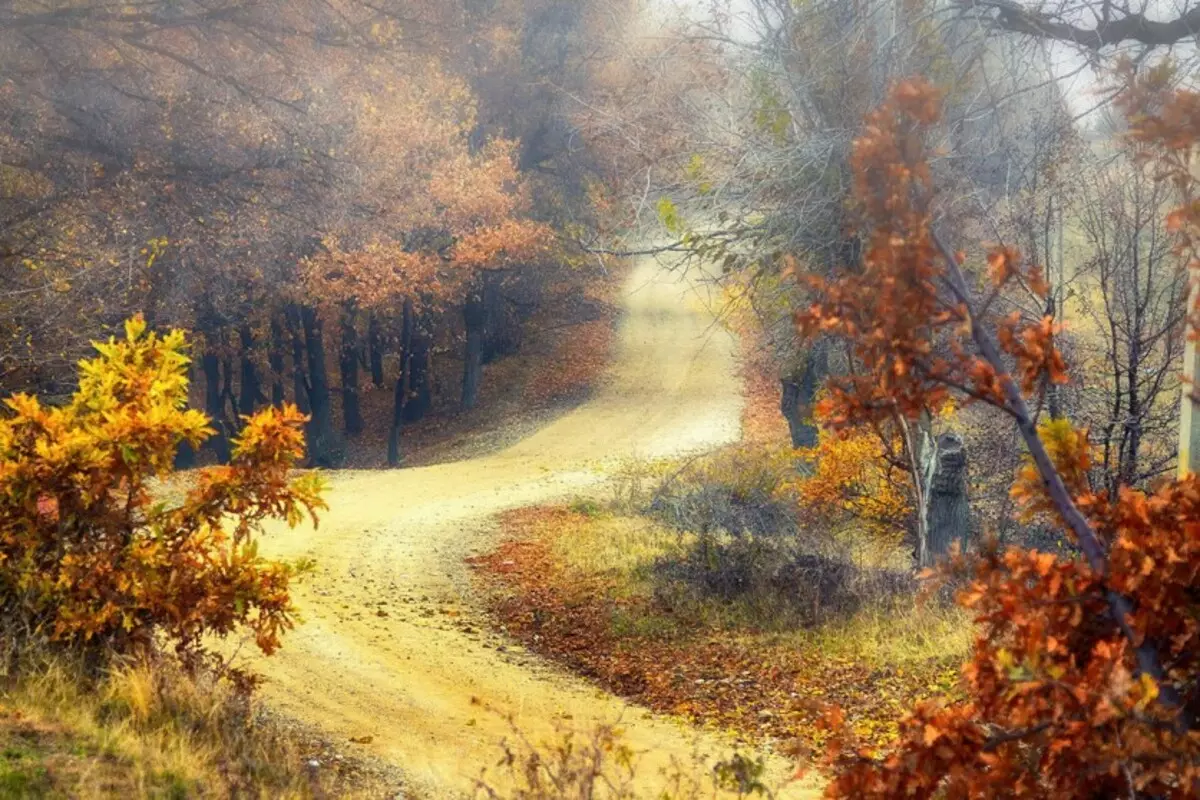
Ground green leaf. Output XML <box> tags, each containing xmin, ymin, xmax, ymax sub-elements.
<box><xmin>656</xmin><ymin>196</ymin><xmax>681</xmax><ymax>236</ymax></box>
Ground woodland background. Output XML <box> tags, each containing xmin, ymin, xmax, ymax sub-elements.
<box><xmin>4</xmin><ymin>0</ymin><xmax>1200</xmax><ymax>797</ymax></box>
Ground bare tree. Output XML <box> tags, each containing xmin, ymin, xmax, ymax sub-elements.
<box><xmin>1076</xmin><ymin>150</ymin><xmax>1188</xmax><ymax>492</ymax></box>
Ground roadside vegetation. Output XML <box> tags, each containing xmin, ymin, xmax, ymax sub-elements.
<box><xmin>1</xmin><ymin>655</ymin><xmax>392</xmax><ymax>799</ymax></box>
<box><xmin>473</xmin><ymin>444</ymin><xmax>970</xmax><ymax>755</ymax></box>
<box><xmin>0</xmin><ymin>320</ymin><xmax>394</xmax><ymax>798</ymax></box>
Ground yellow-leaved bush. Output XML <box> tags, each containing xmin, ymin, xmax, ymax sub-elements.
<box><xmin>792</xmin><ymin>413</ymin><xmax>911</xmax><ymax>537</ymax></box>
<box><xmin>0</xmin><ymin>317</ymin><xmax>326</xmax><ymax>657</ymax></box>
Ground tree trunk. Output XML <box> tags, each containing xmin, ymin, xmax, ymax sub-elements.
<box><xmin>462</xmin><ymin>287</ymin><xmax>486</xmax><ymax>411</ymax></box>
<box><xmin>269</xmin><ymin>316</ymin><xmax>286</xmax><ymax>407</ymax></box>
<box><xmin>221</xmin><ymin>356</ymin><xmax>237</xmax><ymax>427</ymax></box>
<box><xmin>403</xmin><ymin>310</ymin><xmax>432</xmax><ymax>424</ymax></box>
<box><xmin>912</xmin><ymin>411</ymin><xmax>935</xmax><ymax>566</ymax></box>
<box><xmin>368</xmin><ymin>313</ymin><xmax>386</xmax><ymax>388</ymax></box>
<box><xmin>340</xmin><ymin>305</ymin><xmax>364</xmax><ymax>436</ymax></box>
<box><xmin>780</xmin><ymin>379</ymin><xmax>812</xmax><ymax>448</ymax></box>
<box><xmin>921</xmin><ymin>432</ymin><xmax>971</xmax><ymax>567</ymax></box>
<box><xmin>781</xmin><ymin>341</ymin><xmax>827</xmax><ymax>448</ymax></box>
<box><xmin>287</xmin><ymin>305</ymin><xmax>311</xmax><ymax>415</ymax></box>
<box><xmin>1045</xmin><ymin>295</ymin><xmax>1063</xmax><ymax>420</ymax></box>
<box><xmin>388</xmin><ymin>299</ymin><xmax>415</xmax><ymax>466</ymax></box>
<box><xmin>387</xmin><ymin>366</ymin><xmax>407</xmax><ymax>468</ymax></box>
<box><xmin>174</xmin><ymin>439</ymin><xmax>197</xmax><ymax>469</ymax></box>
<box><xmin>201</xmin><ymin>350</ymin><xmax>231</xmax><ymax>463</ymax></box>
<box><xmin>238</xmin><ymin>325</ymin><xmax>265</xmax><ymax>417</ymax></box>
<box><xmin>482</xmin><ymin>271</ymin><xmax>519</xmax><ymax>363</ymax></box>
<box><xmin>302</xmin><ymin>305</ymin><xmax>339</xmax><ymax>466</ymax></box>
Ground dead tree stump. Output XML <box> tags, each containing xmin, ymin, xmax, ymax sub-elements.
<box><xmin>920</xmin><ymin>432</ymin><xmax>971</xmax><ymax>567</ymax></box>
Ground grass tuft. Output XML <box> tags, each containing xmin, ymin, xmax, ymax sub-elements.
<box><xmin>0</xmin><ymin>652</ymin><xmax>393</xmax><ymax>799</ymax></box>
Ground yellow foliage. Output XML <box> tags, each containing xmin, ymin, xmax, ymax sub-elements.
<box><xmin>792</xmin><ymin>421</ymin><xmax>911</xmax><ymax>533</ymax></box>
<box><xmin>1012</xmin><ymin>417</ymin><xmax>1092</xmax><ymax>519</ymax></box>
<box><xmin>0</xmin><ymin>316</ymin><xmax>326</xmax><ymax>656</ymax></box>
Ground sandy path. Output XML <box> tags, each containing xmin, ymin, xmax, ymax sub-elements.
<box><xmin>234</xmin><ymin>259</ymin><xmax>808</xmax><ymax>797</ymax></box>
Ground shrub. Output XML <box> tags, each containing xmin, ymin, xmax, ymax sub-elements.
<box><xmin>0</xmin><ymin>317</ymin><xmax>326</xmax><ymax>659</ymax></box>
<box><xmin>634</xmin><ymin>442</ymin><xmax>917</xmax><ymax>630</ymax></box>
<box><xmin>646</xmin><ymin>445</ymin><xmax>799</xmax><ymax>537</ymax></box>
<box><xmin>651</xmin><ymin>534</ymin><xmax>915</xmax><ymax>630</ymax></box>
<box><xmin>475</xmin><ymin>719</ymin><xmax>775</xmax><ymax>799</ymax></box>
<box><xmin>792</xmin><ymin>414</ymin><xmax>911</xmax><ymax>540</ymax></box>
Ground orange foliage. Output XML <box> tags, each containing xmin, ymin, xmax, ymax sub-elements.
<box><xmin>794</xmin><ymin>415</ymin><xmax>911</xmax><ymax>534</ymax></box>
<box><xmin>299</xmin><ymin>118</ymin><xmax>553</xmax><ymax>312</ymax></box>
<box><xmin>730</xmin><ymin>304</ymin><xmax>793</xmax><ymax>446</ymax></box>
<box><xmin>811</xmin><ymin>77</ymin><xmax>1200</xmax><ymax>798</ymax></box>
<box><xmin>0</xmin><ymin>317</ymin><xmax>325</xmax><ymax>656</ymax></box>
<box><xmin>299</xmin><ymin>239</ymin><xmax>444</xmax><ymax>312</ymax></box>
<box><xmin>796</xmin><ymin>81</ymin><xmax>1064</xmax><ymax>428</ymax></box>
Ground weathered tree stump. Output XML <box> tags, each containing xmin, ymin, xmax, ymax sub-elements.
<box><xmin>921</xmin><ymin>432</ymin><xmax>971</xmax><ymax>567</ymax></box>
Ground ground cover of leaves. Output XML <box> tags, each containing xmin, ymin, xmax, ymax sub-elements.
<box><xmin>469</xmin><ymin>507</ymin><xmax>963</xmax><ymax>758</ymax></box>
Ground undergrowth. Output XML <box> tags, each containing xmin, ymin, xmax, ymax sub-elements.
<box><xmin>474</xmin><ymin>719</ymin><xmax>802</xmax><ymax>799</ymax></box>
<box><xmin>472</xmin><ymin>505</ymin><xmax>967</xmax><ymax>754</ymax></box>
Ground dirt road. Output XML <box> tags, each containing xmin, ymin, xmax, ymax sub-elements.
<box><xmin>236</xmin><ymin>259</ymin><xmax>807</xmax><ymax>797</ymax></box>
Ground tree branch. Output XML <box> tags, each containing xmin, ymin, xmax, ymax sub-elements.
<box><xmin>931</xmin><ymin>228</ymin><xmax>1185</xmax><ymax>724</ymax></box>
<box><xmin>959</xmin><ymin>0</ymin><xmax>1200</xmax><ymax>49</ymax></box>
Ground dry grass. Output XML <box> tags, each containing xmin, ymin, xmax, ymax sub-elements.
<box><xmin>475</xmin><ymin>504</ymin><xmax>967</xmax><ymax>753</ymax></box>
<box><xmin>781</xmin><ymin>601</ymin><xmax>973</xmax><ymax>667</ymax></box>
<box><xmin>0</xmin><ymin>654</ymin><xmax>395</xmax><ymax>799</ymax></box>
<box><xmin>554</xmin><ymin>508</ymin><xmax>680</xmax><ymax>593</ymax></box>
<box><xmin>546</xmin><ymin>503</ymin><xmax>969</xmax><ymax>667</ymax></box>
<box><xmin>473</xmin><ymin>718</ymin><xmax>802</xmax><ymax>800</ymax></box>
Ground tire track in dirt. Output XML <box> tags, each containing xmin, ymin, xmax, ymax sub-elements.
<box><xmin>233</xmin><ymin>258</ymin><xmax>816</xmax><ymax>797</ymax></box>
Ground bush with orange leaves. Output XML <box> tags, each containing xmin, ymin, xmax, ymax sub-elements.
<box><xmin>802</xmin><ymin>76</ymin><xmax>1199</xmax><ymax>798</ymax></box>
<box><xmin>0</xmin><ymin>317</ymin><xmax>326</xmax><ymax>659</ymax></box>
<box><xmin>793</xmin><ymin>410</ymin><xmax>911</xmax><ymax>541</ymax></box>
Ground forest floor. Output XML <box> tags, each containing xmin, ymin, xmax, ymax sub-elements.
<box><xmin>228</xmin><ymin>256</ymin><xmax>827</xmax><ymax>797</ymax></box>
<box><xmin>471</xmin><ymin>507</ymin><xmax>965</xmax><ymax>762</ymax></box>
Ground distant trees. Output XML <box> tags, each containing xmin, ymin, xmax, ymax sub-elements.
<box><xmin>1075</xmin><ymin>153</ymin><xmax>1188</xmax><ymax>493</ymax></box>
<box><xmin>0</xmin><ymin>0</ymin><xmax>621</xmax><ymax>466</ymax></box>
<box><xmin>300</xmin><ymin>141</ymin><xmax>552</xmax><ymax>464</ymax></box>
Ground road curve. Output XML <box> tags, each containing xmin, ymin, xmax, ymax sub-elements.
<box><xmin>235</xmin><ymin>258</ymin><xmax>802</xmax><ymax>797</ymax></box>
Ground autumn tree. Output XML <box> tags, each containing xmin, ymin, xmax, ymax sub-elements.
<box><xmin>301</xmin><ymin>118</ymin><xmax>552</xmax><ymax>464</ymax></box>
<box><xmin>0</xmin><ymin>317</ymin><xmax>325</xmax><ymax>658</ymax></box>
<box><xmin>1</xmin><ymin>0</ymin><xmax>620</xmax><ymax>469</ymax></box>
<box><xmin>804</xmin><ymin>75</ymin><xmax>1199</xmax><ymax>798</ymax></box>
